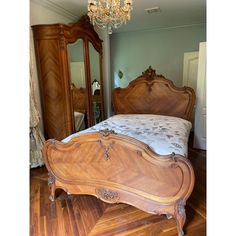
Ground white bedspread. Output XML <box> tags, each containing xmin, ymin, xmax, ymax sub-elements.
<box><xmin>63</xmin><ymin>114</ymin><xmax>192</xmax><ymax>157</ymax></box>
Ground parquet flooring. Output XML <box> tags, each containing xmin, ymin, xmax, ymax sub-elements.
<box><xmin>30</xmin><ymin>141</ymin><xmax>206</xmax><ymax>236</ymax></box>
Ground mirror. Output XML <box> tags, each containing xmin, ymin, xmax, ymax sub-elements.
<box><xmin>89</xmin><ymin>42</ymin><xmax>103</xmax><ymax>125</ymax></box>
<box><xmin>68</xmin><ymin>39</ymin><xmax>87</xmax><ymax>131</ymax></box>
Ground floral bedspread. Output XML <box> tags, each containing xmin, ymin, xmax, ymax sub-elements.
<box><xmin>63</xmin><ymin>114</ymin><xmax>192</xmax><ymax>157</ymax></box>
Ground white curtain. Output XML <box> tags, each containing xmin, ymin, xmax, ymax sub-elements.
<box><xmin>30</xmin><ymin>29</ymin><xmax>45</xmax><ymax>168</ymax></box>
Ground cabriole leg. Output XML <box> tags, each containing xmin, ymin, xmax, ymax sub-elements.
<box><xmin>174</xmin><ymin>199</ymin><xmax>186</xmax><ymax>236</ymax></box>
<box><xmin>49</xmin><ymin>184</ymin><xmax>55</xmax><ymax>201</ymax></box>
<box><xmin>48</xmin><ymin>172</ymin><xmax>56</xmax><ymax>201</ymax></box>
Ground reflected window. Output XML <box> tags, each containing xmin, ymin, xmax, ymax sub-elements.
<box><xmin>68</xmin><ymin>39</ymin><xmax>87</xmax><ymax>131</ymax></box>
<box><xmin>68</xmin><ymin>39</ymin><xmax>86</xmax><ymax>88</ymax></box>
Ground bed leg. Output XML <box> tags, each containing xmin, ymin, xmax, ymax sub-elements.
<box><xmin>174</xmin><ymin>199</ymin><xmax>186</xmax><ymax>236</ymax></box>
<box><xmin>48</xmin><ymin>172</ymin><xmax>56</xmax><ymax>201</ymax></box>
<box><xmin>49</xmin><ymin>184</ymin><xmax>56</xmax><ymax>201</ymax></box>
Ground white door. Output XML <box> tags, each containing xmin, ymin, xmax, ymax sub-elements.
<box><xmin>183</xmin><ymin>51</ymin><xmax>199</xmax><ymax>127</ymax></box>
<box><xmin>183</xmin><ymin>51</ymin><xmax>199</xmax><ymax>90</ymax></box>
<box><xmin>194</xmin><ymin>42</ymin><xmax>206</xmax><ymax>150</ymax></box>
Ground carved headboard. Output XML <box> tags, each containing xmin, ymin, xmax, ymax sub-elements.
<box><xmin>112</xmin><ymin>66</ymin><xmax>196</xmax><ymax>121</ymax></box>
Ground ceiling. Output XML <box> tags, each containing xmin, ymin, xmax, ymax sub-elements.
<box><xmin>33</xmin><ymin>0</ymin><xmax>206</xmax><ymax>33</ymax></box>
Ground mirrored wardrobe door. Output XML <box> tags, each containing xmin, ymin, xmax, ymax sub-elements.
<box><xmin>67</xmin><ymin>39</ymin><xmax>88</xmax><ymax>131</ymax></box>
<box><xmin>88</xmin><ymin>41</ymin><xmax>104</xmax><ymax>125</ymax></box>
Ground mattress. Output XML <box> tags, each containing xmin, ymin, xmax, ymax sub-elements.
<box><xmin>63</xmin><ymin>114</ymin><xmax>192</xmax><ymax>157</ymax></box>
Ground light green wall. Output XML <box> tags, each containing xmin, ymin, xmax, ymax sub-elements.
<box><xmin>110</xmin><ymin>24</ymin><xmax>206</xmax><ymax>88</ymax></box>
<box><xmin>89</xmin><ymin>42</ymin><xmax>100</xmax><ymax>84</ymax></box>
<box><xmin>68</xmin><ymin>39</ymin><xmax>84</xmax><ymax>62</ymax></box>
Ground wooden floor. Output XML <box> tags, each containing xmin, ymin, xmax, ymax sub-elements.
<box><xmin>30</xmin><ymin>143</ymin><xmax>206</xmax><ymax>236</ymax></box>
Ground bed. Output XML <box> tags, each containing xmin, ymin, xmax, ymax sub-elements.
<box><xmin>43</xmin><ymin>66</ymin><xmax>196</xmax><ymax>236</ymax></box>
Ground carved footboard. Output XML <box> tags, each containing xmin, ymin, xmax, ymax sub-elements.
<box><xmin>43</xmin><ymin>130</ymin><xmax>195</xmax><ymax>236</ymax></box>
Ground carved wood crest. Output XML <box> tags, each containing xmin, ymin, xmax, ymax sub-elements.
<box><xmin>142</xmin><ymin>66</ymin><xmax>164</xmax><ymax>80</ymax></box>
<box><xmin>96</xmin><ymin>188</ymin><xmax>120</xmax><ymax>203</ymax></box>
<box><xmin>142</xmin><ymin>66</ymin><xmax>157</xmax><ymax>80</ymax></box>
<box><xmin>99</xmin><ymin>129</ymin><xmax>117</xmax><ymax>137</ymax></box>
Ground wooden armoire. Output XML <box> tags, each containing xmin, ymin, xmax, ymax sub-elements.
<box><xmin>32</xmin><ymin>15</ymin><xmax>105</xmax><ymax>140</ymax></box>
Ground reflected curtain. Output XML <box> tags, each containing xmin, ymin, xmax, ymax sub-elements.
<box><xmin>30</xmin><ymin>29</ymin><xmax>45</xmax><ymax>168</ymax></box>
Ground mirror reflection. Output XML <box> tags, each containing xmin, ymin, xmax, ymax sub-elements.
<box><xmin>68</xmin><ymin>39</ymin><xmax>87</xmax><ymax>131</ymax></box>
<box><xmin>89</xmin><ymin>42</ymin><xmax>102</xmax><ymax>125</ymax></box>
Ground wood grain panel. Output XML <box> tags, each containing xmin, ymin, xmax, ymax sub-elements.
<box><xmin>112</xmin><ymin>66</ymin><xmax>195</xmax><ymax>121</ymax></box>
<box><xmin>30</xmin><ymin>144</ymin><xmax>206</xmax><ymax>236</ymax></box>
<box><xmin>47</xmin><ymin>138</ymin><xmax>187</xmax><ymax>198</ymax></box>
<box><xmin>36</xmin><ymin>39</ymin><xmax>73</xmax><ymax>139</ymax></box>
<box><xmin>43</xmin><ymin>130</ymin><xmax>195</xmax><ymax>235</ymax></box>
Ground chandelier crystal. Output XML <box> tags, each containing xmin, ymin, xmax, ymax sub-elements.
<box><xmin>88</xmin><ymin>0</ymin><xmax>133</xmax><ymax>34</ymax></box>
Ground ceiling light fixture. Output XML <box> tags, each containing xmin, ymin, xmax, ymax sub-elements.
<box><xmin>88</xmin><ymin>0</ymin><xmax>133</xmax><ymax>34</ymax></box>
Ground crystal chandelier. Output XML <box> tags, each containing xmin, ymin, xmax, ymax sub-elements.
<box><xmin>88</xmin><ymin>0</ymin><xmax>133</xmax><ymax>34</ymax></box>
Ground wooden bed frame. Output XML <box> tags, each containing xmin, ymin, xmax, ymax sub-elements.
<box><xmin>43</xmin><ymin>66</ymin><xmax>196</xmax><ymax>236</ymax></box>
<box><xmin>71</xmin><ymin>87</ymin><xmax>87</xmax><ymax>114</ymax></box>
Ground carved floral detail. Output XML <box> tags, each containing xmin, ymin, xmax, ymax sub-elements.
<box><xmin>147</xmin><ymin>83</ymin><xmax>154</xmax><ymax>92</ymax></box>
<box><xmin>142</xmin><ymin>66</ymin><xmax>165</xmax><ymax>81</ymax></box>
<box><xmin>59</xmin><ymin>26</ymin><xmax>65</xmax><ymax>49</ymax></box>
<box><xmin>176</xmin><ymin>199</ymin><xmax>186</xmax><ymax>217</ymax></box>
<box><xmin>170</xmin><ymin>153</ymin><xmax>179</xmax><ymax>168</ymax></box>
<box><xmin>48</xmin><ymin>171</ymin><xmax>55</xmax><ymax>186</ymax></box>
<box><xmin>142</xmin><ymin>66</ymin><xmax>157</xmax><ymax>80</ymax></box>
<box><xmin>98</xmin><ymin>140</ymin><xmax>115</xmax><ymax>160</ymax></box>
<box><xmin>96</xmin><ymin>188</ymin><xmax>120</xmax><ymax>203</ymax></box>
<box><xmin>175</xmin><ymin>199</ymin><xmax>186</xmax><ymax>236</ymax></box>
<box><xmin>99</xmin><ymin>129</ymin><xmax>117</xmax><ymax>137</ymax></box>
